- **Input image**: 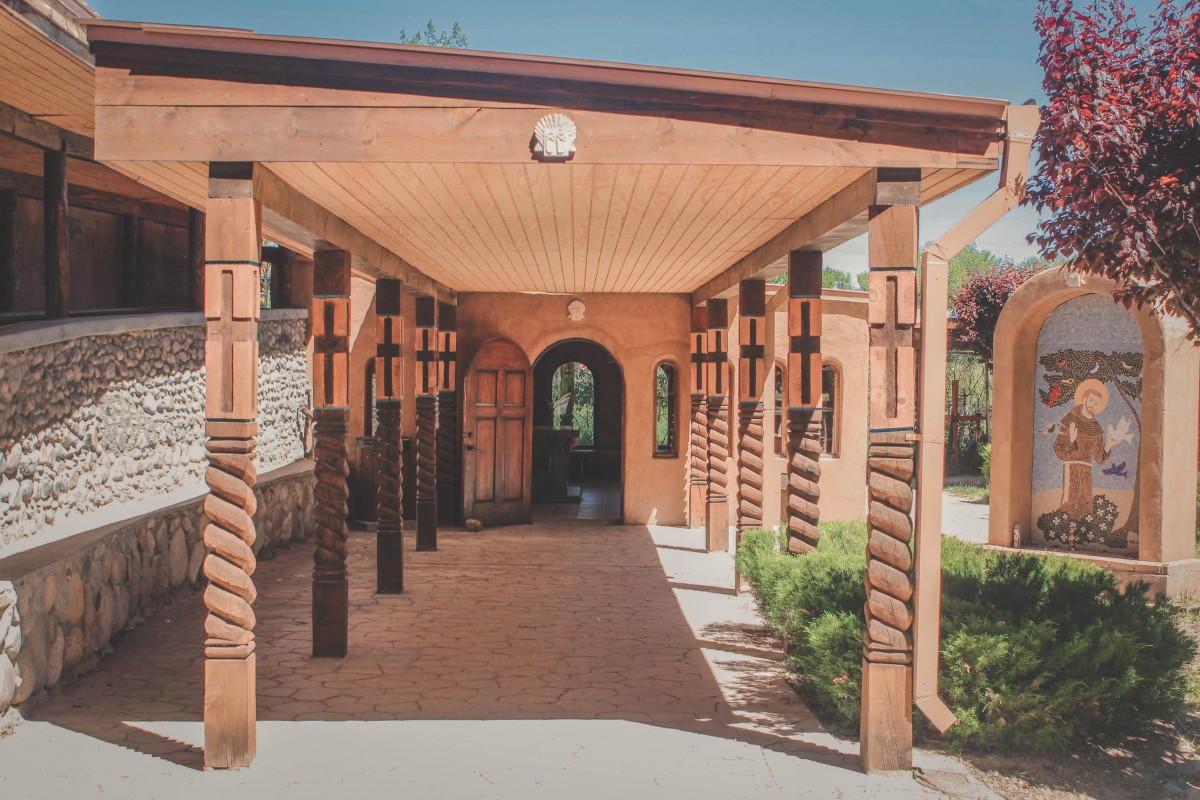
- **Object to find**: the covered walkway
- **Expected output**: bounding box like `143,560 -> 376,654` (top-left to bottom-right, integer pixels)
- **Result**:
1,524 -> 989,798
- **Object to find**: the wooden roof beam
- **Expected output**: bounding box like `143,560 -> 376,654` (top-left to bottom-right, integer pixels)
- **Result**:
253,164 -> 455,302
691,171 -> 876,305
0,98 -> 92,160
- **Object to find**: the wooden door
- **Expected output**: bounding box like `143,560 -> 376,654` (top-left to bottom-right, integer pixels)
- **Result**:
463,339 -> 533,526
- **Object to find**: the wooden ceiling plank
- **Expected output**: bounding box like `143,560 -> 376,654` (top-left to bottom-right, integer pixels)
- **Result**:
254,163 -> 453,300
583,162 -> 619,294
623,164 -> 713,292
474,163 -> 546,292
545,164 -> 579,292
454,162 -> 535,292
341,162 -> 482,290
608,164 -> 667,292
690,169 -> 877,303
569,163 -> 595,293
517,163 -> 566,294
620,165 -> 690,292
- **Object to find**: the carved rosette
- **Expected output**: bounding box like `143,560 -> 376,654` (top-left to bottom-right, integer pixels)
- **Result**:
203,430 -> 258,658
863,433 -> 915,664
785,411 -> 823,555
313,409 -> 349,585
736,403 -> 765,532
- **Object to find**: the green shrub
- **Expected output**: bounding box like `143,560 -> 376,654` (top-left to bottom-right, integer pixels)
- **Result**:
978,442 -> 992,483
737,523 -> 1195,752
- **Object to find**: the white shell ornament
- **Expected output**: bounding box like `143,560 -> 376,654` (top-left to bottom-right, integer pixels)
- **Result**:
533,113 -> 578,161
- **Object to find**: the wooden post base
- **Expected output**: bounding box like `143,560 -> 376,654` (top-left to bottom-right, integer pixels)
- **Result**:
688,483 -> 706,528
860,659 -> 913,773
204,654 -> 256,769
416,504 -> 437,551
312,579 -> 348,658
705,499 -> 728,552
377,528 -> 403,594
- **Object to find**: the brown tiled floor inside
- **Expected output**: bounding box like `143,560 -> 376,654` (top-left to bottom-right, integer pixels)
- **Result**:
30,523 -> 840,770
532,482 -> 622,523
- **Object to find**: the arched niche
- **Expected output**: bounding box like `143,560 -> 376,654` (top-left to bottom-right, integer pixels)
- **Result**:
989,269 -> 1199,569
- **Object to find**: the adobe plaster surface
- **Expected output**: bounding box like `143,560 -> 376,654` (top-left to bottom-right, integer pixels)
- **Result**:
0,523 -> 996,799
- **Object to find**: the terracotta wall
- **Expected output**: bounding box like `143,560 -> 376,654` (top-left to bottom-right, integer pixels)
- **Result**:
728,287 -> 869,526
458,292 -> 691,525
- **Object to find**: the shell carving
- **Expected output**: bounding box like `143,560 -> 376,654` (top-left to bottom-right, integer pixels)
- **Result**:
533,113 -> 578,161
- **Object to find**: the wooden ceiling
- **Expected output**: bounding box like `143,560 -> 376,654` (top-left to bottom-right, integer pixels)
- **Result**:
0,7 -> 93,136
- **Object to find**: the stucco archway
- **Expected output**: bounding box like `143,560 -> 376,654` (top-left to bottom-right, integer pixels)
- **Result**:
989,268 -> 1198,565
531,338 -> 626,522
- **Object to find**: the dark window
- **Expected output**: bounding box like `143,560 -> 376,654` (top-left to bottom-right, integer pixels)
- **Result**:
655,362 -> 677,456
773,362 -> 785,455
820,364 -> 838,457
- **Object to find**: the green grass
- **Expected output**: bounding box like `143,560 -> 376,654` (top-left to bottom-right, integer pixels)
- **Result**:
738,522 -> 1195,753
944,484 -> 990,502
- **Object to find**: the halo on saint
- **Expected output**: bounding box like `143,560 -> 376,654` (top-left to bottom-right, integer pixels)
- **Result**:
1074,378 -> 1108,412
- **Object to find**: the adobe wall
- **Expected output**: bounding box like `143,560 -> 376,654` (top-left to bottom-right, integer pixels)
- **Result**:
0,462 -> 313,719
0,310 -> 310,555
457,292 -> 692,526
729,287 -> 869,526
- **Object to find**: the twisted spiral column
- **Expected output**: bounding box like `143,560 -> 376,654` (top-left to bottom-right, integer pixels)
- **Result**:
312,408 -> 349,657
863,432 -> 915,665
436,391 -> 458,526
785,410 -> 824,555
375,403 -> 403,594
688,395 -> 708,528
736,403 -> 765,532
203,431 -> 258,659
705,396 -> 730,552
415,394 -> 438,551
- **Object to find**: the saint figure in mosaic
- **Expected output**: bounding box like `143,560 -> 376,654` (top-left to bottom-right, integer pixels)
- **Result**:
1051,379 -> 1111,519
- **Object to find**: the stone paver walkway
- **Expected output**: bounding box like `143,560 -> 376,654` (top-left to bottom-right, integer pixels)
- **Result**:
0,523 -> 994,799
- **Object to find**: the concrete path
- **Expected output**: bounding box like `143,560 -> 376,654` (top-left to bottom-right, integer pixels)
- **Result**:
0,523 -> 995,799
943,493 -> 990,544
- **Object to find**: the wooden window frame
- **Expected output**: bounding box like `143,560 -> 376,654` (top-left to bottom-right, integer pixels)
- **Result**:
820,361 -> 840,458
772,359 -> 786,456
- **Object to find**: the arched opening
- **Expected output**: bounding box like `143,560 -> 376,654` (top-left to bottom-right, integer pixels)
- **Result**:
531,338 -> 624,523
654,361 -> 678,457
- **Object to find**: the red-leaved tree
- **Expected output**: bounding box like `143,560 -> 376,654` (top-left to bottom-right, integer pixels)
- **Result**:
1028,0 -> 1200,338
952,266 -> 1041,365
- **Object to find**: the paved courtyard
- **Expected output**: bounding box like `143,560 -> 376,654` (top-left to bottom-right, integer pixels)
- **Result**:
0,522 -> 994,799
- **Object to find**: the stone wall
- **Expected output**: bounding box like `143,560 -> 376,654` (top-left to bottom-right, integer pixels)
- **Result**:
0,312 -> 309,551
0,462 -> 313,717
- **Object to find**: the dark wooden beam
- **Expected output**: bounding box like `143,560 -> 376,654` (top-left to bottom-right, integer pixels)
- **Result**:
0,188 -> 14,313
0,166 -> 189,227
43,148 -> 69,319
188,207 -> 205,311
0,98 -> 92,160
120,214 -> 140,308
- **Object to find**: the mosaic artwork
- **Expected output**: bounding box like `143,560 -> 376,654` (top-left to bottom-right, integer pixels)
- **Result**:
1032,295 -> 1143,553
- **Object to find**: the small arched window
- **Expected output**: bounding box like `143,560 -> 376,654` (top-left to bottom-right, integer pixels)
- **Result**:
820,363 -> 839,457
773,361 -> 786,455
364,359 -> 378,437
654,362 -> 678,457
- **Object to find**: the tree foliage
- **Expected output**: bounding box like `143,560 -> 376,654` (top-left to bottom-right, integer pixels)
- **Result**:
1028,0 -> 1200,338
399,20 -> 469,48
822,267 -> 855,290
951,266 -> 1041,363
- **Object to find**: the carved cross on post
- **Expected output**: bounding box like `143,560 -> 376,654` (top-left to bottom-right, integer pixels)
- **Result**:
414,296 -> 439,397
374,279 -> 403,402
869,272 -> 916,425
705,299 -> 730,399
437,301 -> 457,392
315,302 -> 350,408
739,321 -> 765,399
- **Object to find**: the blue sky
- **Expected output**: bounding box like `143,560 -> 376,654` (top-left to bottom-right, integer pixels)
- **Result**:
87,1 -> 1164,270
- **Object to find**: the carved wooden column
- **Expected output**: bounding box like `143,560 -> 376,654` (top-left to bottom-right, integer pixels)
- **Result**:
311,249 -> 352,658
414,296 -> 439,551
375,279 -> 404,595
736,280 -> 767,589
43,147 -> 69,319
860,169 -> 920,773
201,163 -> 261,768
705,299 -> 731,552
436,301 -> 459,526
786,250 -> 825,555
688,306 -> 708,529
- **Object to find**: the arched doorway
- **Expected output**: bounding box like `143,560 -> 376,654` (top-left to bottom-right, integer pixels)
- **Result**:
532,339 -> 624,524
